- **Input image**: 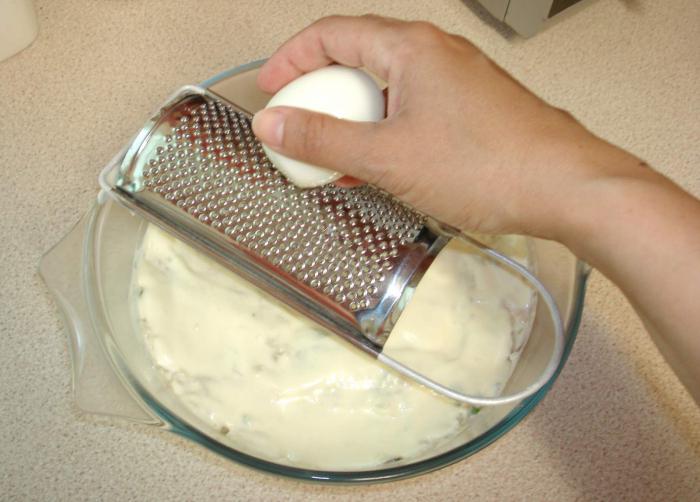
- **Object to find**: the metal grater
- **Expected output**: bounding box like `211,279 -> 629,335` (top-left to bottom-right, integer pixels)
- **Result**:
100,85 -> 564,406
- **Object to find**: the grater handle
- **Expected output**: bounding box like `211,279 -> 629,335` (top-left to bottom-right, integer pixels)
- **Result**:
378,234 -> 565,407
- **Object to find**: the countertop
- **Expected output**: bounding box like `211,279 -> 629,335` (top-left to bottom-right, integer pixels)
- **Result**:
1,0 -> 699,500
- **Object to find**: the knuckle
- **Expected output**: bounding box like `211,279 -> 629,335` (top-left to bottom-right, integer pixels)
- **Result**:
310,15 -> 347,34
557,108 -> 576,122
393,22 -> 447,63
317,14 -> 343,25
407,21 -> 444,44
359,13 -> 397,28
547,106 -> 577,126
449,33 -> 478,53
359,13 -> 381,22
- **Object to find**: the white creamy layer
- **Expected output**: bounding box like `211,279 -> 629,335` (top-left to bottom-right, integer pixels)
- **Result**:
134,225 -> 533,470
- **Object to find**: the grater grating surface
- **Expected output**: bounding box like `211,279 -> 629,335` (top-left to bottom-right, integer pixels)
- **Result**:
100,85 -> 564,406
145,97 -> 424,313
106,87 -> 448,351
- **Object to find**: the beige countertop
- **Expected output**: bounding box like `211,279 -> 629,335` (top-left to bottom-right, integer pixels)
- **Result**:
1,0 -> 699,499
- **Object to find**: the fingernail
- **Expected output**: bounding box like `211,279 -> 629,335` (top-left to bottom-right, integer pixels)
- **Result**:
252,108 -> 285,147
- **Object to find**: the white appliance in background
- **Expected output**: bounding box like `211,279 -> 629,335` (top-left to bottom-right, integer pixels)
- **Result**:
478,0 -> 587,37
0,0 -> 38,62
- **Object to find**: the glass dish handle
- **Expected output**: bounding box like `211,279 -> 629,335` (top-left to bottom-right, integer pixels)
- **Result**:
39,207 -> 158,424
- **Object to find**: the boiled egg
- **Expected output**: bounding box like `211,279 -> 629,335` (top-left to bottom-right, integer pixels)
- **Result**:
260,65 -> 385,188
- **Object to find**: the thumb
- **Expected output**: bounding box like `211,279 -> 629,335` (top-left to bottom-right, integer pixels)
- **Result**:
252,106 -> 384,183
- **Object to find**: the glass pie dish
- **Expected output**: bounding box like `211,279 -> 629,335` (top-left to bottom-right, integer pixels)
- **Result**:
39,61 -> 590,483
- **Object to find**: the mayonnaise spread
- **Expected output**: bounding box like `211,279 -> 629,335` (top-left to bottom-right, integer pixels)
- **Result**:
134,225 -> 533,469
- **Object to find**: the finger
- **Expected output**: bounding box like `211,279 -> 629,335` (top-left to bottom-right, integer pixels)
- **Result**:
252,106 -> 385,184
257,15 -> 404,94
334,175 -> 364,188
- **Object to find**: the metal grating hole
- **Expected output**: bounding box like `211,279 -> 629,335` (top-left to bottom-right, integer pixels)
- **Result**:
141,97 -> 426,311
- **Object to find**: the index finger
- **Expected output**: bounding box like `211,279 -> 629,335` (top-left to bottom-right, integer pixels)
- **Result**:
257,15 -> 404,94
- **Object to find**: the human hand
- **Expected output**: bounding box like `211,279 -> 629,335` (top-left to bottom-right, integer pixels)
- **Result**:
252,15 -> 700,405
252,15 -> 646,239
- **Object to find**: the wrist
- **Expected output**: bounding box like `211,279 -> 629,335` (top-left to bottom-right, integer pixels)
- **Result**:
552,147 -> 682,267
521,128 -> 654,248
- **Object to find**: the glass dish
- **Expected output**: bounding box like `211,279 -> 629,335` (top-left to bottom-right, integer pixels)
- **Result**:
39,62 -> 590,483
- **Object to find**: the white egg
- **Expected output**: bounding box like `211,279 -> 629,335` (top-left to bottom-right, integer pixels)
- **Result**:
260,65 -> 385,188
